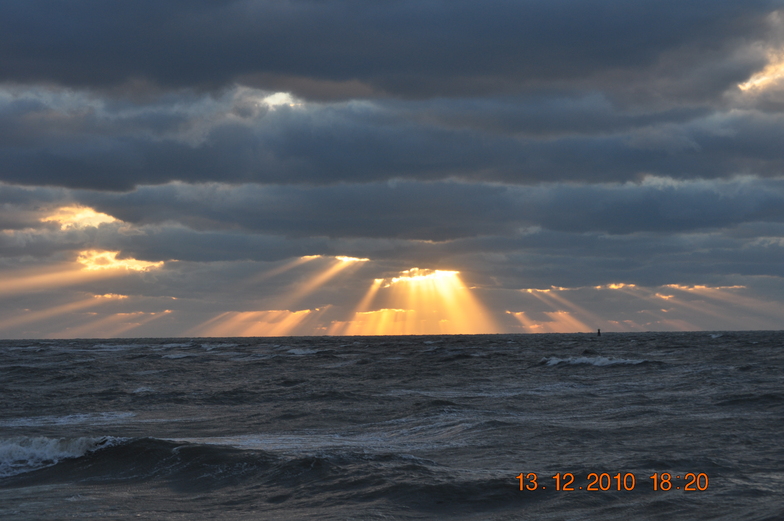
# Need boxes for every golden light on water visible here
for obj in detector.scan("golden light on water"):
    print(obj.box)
[77,250,164,272]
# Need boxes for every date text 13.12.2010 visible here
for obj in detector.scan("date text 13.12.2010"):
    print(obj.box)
[516,472,709,491]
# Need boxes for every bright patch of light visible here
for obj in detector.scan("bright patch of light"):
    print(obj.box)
[597,283,636,290]
[333,267,499,335]
[664,284,745,291]
[388,268,459,285]
[335,256,370,263]
[77,250,164,272]
[262,92,300,108]
[41,206,117,229]
[738,52,784,92]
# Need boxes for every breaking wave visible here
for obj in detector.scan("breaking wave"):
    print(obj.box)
[541,356,648,366]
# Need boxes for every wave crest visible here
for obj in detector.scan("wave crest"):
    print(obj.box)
[541,356,647,367]
[0,436,122,477]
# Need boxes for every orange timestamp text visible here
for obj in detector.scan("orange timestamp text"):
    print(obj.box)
[516,472,709,491]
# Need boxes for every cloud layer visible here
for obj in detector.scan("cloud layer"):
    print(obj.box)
[1,1,783,336]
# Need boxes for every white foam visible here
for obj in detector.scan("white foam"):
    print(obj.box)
[542,356,646,367]
[201,343,238,350]
[0,436,123,477]
[287,348,317,355]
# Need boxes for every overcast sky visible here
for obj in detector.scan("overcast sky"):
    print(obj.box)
[2,0,784,337]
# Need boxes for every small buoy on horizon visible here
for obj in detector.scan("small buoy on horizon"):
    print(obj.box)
[597,329,601,337]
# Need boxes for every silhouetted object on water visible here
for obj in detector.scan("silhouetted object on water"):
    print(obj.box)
[597,329,601,337]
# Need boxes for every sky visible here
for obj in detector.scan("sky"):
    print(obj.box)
[2,0,784,338]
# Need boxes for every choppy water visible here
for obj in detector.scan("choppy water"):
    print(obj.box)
[1,332,782,520]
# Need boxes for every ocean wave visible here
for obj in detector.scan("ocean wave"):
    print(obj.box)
[540,356,648,367]
[287,348,318,355]
[200,343,238,350]
[715,392,784,407]
[0,435,524,511]
[0,436,122,477]
[0,411,135,428]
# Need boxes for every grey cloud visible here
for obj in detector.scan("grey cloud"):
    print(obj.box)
[72,178,784,240]
[432,230,784,288]
[0,1,778,100]
[2,189,783,293]
[4,175,783,255]
[392,94,713,137]
[3,87,784,189]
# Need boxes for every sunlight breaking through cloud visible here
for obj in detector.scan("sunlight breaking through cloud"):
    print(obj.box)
[77,250,164,272]
[41,206,117,229]
[331,268,499,335]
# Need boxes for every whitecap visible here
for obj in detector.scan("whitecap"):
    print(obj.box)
[541,356,647,367]
[287,348,317,355]
[200,343,238,350]
[0,436,123,477]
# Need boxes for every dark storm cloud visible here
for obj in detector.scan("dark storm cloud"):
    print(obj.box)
[427,229,784,288]
[0,0,778,99]
[101,223,784,287]
[2,86,784,189]
[73,178,784,240]
[0,184,71,229]
[392,94,713,137]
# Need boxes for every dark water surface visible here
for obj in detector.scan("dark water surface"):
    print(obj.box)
[1,332,782,520]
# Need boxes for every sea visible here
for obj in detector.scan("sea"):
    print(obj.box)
[0,332,782,520]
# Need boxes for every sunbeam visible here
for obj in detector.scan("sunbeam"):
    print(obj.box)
[245,255,320,284]
[278,256,368,309]
[190,308,328,337]
[335,268,498,335]
[0,294,126,332]
[51,309,173,338]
